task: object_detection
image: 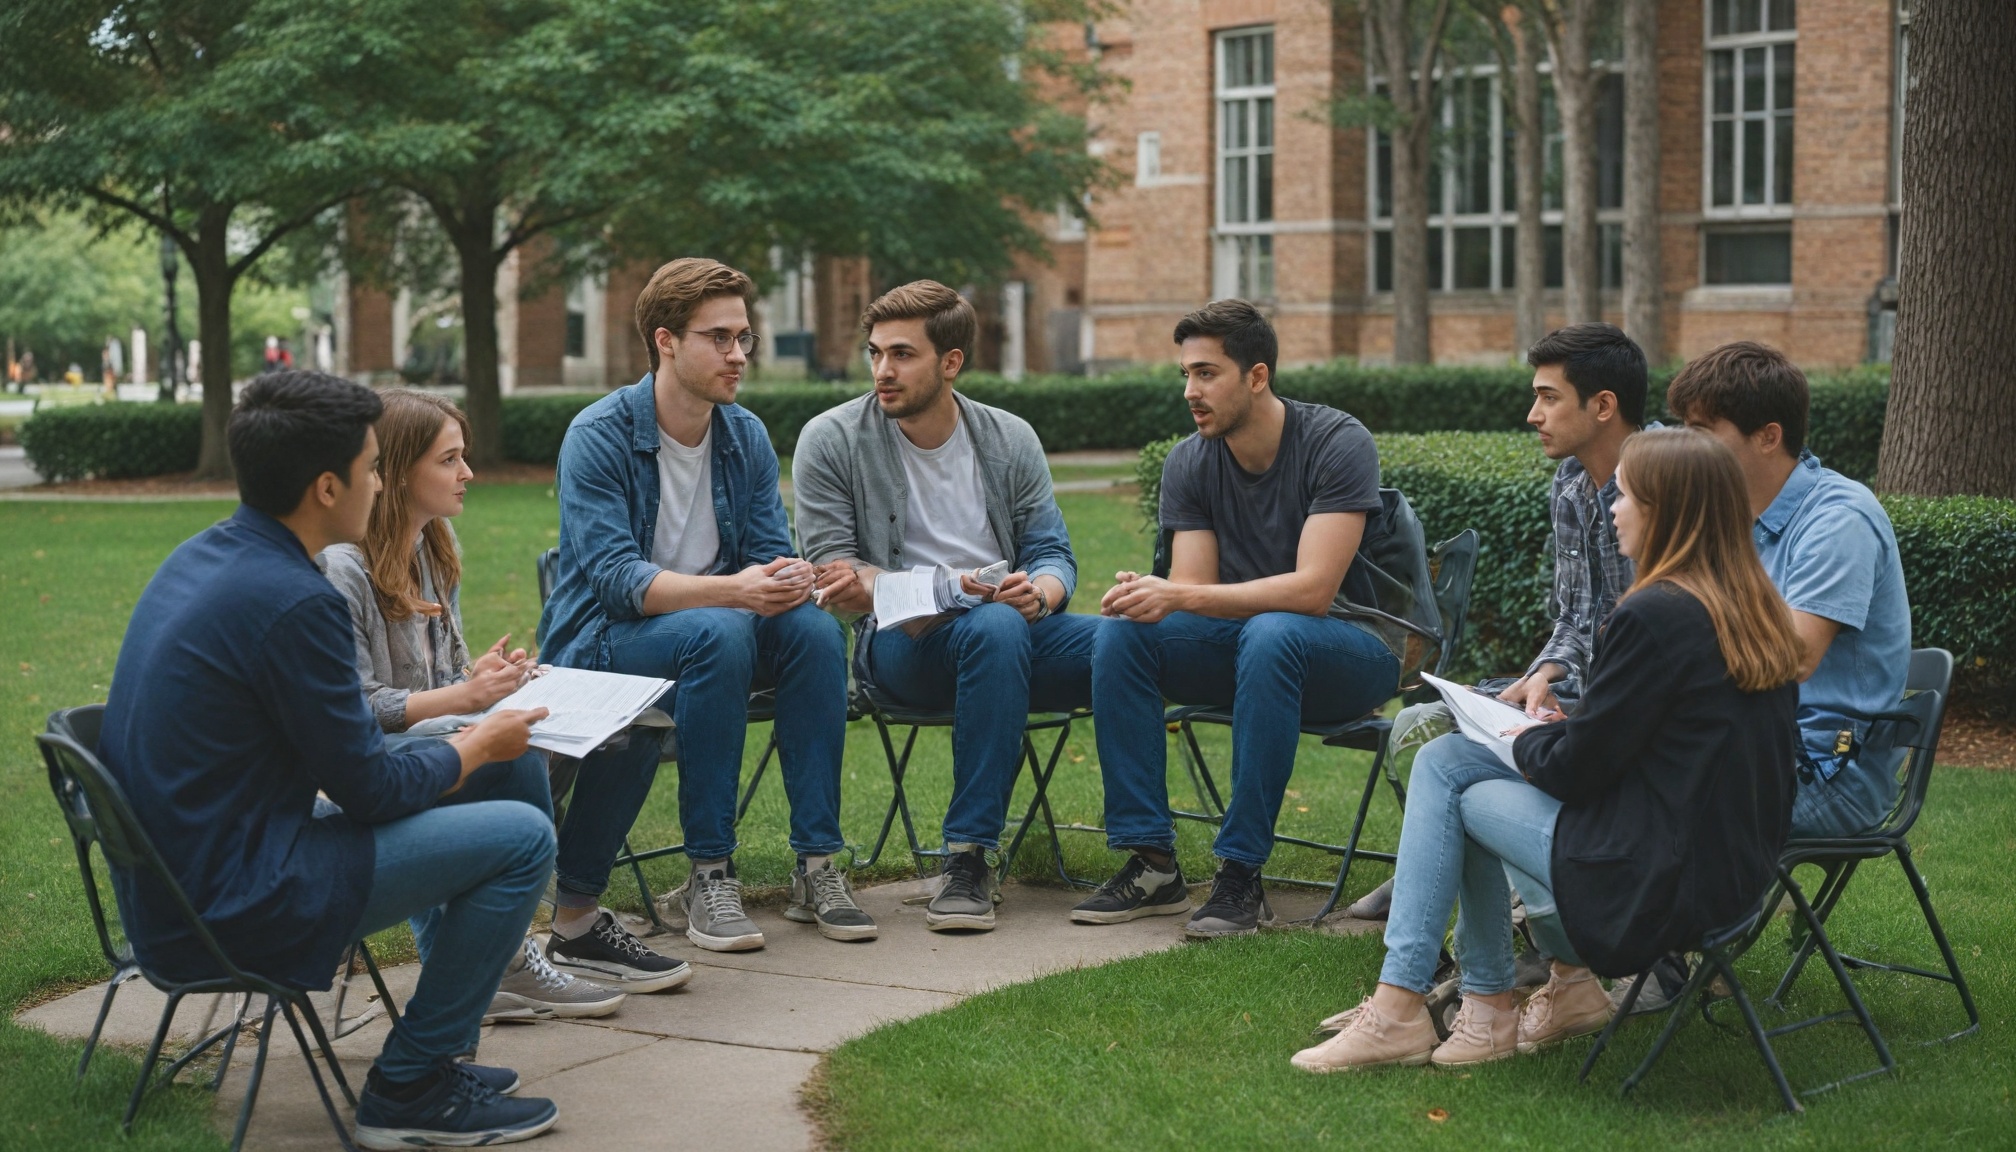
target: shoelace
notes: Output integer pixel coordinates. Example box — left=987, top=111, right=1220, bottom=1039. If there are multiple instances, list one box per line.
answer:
left=808, top=866, right=861, bottom=912
left=1202, top=868, right=1259, bottom=914
left=521, top=937, right=574, bottom=993
left=593, top=914, right=658, bottom=961
left=1093, top=854, right=1150, bottom=901
left=444, top=1060, right=504, bottom=1109
left=940, top=853, right=991, bottom=903
left=696, top=873, right=749, bottom=922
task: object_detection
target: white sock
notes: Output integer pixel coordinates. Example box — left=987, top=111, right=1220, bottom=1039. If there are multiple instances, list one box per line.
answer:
left=802, top=854, right=831, bottom=872
left=552, top=904, right=599, bottom=939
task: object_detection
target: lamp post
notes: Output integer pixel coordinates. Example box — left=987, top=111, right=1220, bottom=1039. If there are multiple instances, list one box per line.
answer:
left=158, top=233, right=182, bottom=403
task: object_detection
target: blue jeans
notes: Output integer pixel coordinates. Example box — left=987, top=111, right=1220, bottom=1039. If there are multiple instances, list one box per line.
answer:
left=559, top=602, right=848, bottom=890
left=1379, top=734, right=1582, bottom=995
left=1092, top=610, right=1399, bottom=868
left=354, top=779, right=555, bottom=1080
left=388, top=743, right=553, bottom=964
left=867, top=605, right=1098, bottom=849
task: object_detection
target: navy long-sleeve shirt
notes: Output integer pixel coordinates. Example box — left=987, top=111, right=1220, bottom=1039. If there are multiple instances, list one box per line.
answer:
left=99, top=505, right=462, bottom=991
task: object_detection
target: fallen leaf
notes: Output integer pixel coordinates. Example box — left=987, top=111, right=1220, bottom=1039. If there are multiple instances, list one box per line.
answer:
left=1106, top=1041, right=1119, bottom=1051
left=1427, top=1109, right=1449, bottom=1123
left=1071, top=755, right=1085, bottom=763
left=1285, top=789, right=1302, bottom=799
left=1296, top=806, right=1310, bottom=813
left=32, top=549, right=46, bottom=559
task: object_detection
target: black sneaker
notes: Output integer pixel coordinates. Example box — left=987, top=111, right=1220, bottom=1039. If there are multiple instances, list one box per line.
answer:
left=1070, top=853, right=1191, bottom=924
left=546, top=910, right=693, bottom=993
left=453, top=1058, right=520, bottom=1096
left=925, top=845, right=997, bottom=932
left=1184, top=859, right=1274, bottom=939
left=354, top=1061, right=557, bottom=1150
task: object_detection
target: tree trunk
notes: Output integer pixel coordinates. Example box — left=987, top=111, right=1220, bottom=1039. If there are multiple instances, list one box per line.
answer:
left=1370, top=0, right=1449, bottom=365
left=1543, top=0, right=1601, bottom=324
left=1621, top=0, right=1663, bottom=360
left=1509, top=5, right=1546, bottom=354
left=1878, top=0, right=2016, bottom=498
left=448, top=201, right=506, bottom=468
left=191, top=207, right=237, bottom=480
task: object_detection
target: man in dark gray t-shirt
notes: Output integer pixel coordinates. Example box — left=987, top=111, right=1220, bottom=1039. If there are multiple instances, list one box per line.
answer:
left=1072, top=301, right=1399, bottom=939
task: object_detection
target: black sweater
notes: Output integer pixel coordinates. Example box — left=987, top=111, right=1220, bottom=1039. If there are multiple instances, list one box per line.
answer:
left=1514, top=583, right=1798, bottom=977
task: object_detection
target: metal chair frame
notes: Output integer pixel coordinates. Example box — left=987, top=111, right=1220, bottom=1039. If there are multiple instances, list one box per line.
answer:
left=1768, top=648, right=1979, bottom=1045
left=1159, top=529, right=1479, bottom=921
left=39, top=705, right=362, bottom=1152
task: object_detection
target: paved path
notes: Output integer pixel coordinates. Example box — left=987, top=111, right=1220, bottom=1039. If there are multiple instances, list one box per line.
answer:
left=21, top=877, right=1370, bottom=1150
left=0, top=445, right=37, bottom=490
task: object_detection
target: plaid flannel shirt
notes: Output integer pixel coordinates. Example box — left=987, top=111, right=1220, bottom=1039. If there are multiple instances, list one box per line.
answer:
left=1526, top=447, right=1643, bottom=694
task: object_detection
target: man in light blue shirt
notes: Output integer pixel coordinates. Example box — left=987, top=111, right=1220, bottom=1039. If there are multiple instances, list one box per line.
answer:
left=1668, top=342, right=1911, bottom=838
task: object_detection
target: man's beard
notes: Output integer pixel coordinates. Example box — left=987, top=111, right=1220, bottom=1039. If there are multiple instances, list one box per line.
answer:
left=882, top=367, right=946, bottom=420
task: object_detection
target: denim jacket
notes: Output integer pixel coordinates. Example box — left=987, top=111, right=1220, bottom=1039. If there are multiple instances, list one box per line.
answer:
left=536, top=375, right=794, bottom=670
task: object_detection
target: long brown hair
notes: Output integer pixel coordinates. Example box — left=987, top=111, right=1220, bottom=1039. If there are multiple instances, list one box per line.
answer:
left=362, top=389, right=466, bottom=622
left=1618, top=428, right=1802, bottom=691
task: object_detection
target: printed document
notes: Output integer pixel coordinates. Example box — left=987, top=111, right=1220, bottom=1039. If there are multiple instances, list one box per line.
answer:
left=1420, top=672, right=1530, bottom=771
left=405, top=667, right=673, bottom=758
left=872, top=565, right=961, bottom=628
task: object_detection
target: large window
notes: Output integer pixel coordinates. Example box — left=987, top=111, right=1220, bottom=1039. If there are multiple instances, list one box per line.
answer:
left=1369, top=67, right=1623, bottom=294
left=1702, top=0, right=1795, bottom=284
left=1213, top=28, right=1274, bottom=301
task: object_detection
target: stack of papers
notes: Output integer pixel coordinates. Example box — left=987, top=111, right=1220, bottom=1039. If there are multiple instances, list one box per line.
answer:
left=406, top=667, right=674, bottom=758
left=1420, top=672, right=1533, bottom=771
left=872, top=565, right=965, bottom=628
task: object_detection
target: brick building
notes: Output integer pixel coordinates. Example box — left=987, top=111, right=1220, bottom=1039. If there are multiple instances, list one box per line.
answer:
left=339, top=0, right=1906, bottom=387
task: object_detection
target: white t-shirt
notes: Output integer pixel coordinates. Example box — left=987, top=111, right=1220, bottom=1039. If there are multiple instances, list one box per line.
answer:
left=894, top=416, right=1003, bottom=571
left=650, top=426, right=720, bottom=576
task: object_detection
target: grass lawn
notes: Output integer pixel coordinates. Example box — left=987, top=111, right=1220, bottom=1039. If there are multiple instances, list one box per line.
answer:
left=2, top=481, right=2007, bottom=1149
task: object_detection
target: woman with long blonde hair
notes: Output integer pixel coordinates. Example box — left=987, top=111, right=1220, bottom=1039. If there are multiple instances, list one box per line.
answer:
left=1296, top=428, right=1802, bottom=1073
left=319, top=388, right=627, bottom=1023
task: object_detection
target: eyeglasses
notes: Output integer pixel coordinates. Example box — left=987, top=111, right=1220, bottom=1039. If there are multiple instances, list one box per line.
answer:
left=677, top=328, right=760, bottom=355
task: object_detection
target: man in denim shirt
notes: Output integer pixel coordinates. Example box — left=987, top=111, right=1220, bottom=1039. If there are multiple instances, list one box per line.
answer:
left=538, top=259, right=866, bottom=977
left=1670, top=342, right=1911, bottom=838
left=795, top=281, right=1096, bottom=933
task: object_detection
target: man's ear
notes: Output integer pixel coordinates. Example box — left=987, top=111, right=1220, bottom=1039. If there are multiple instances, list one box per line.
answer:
left=654, top=327, right=679, bottom=372
left=1247, top=362, right=1271, bottom=393
left=940, top=347, right=964, bottom=382
left=1591, top=389, right=1620, bottom=423
left=307, top=471, right=342, bottom=511
left=1755, top=422, right=1786, bottom=456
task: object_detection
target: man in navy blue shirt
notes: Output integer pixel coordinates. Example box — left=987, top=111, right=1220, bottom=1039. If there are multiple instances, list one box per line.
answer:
left=100, top=372, right=561, bottom=1149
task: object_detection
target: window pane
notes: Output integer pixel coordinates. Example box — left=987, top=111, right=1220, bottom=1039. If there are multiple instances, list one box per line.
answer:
left=1500, top=224, right=1517, bottom=289
left=1705, top=228, right=1792, bottom=284
left=1225, top=37, right=1248, bottom=87
left=1455, top=227, right=1493, bottom=289
left=1502, top=106, right=1517, bottom=211
left=1712, top=0, right=1730, bottom=36
left=1600, top=222, right=1622, bottom=289
left=1743, top=47, right=1765, bottom=114
left=1598, top=73, right=1624, bottom=211
left=1773, top=113, right=1793, bottom=204
left=1257, top=98, right=1273, bottom=148
left=1374, top=230, right=1392, bottom=292
left=1220, top=102, right=1234, bottom=150
left=1225, top=156, right=1247, bottom=221
left=1258, top=32, right=1274, bottom=86
left=1712, top=121, right=1735, bottom=206
left=1743, top=119, right=1766, bottom=204
left=1713, top=51, right=1734, bottom=116
left=1544, top=224, right=1563, bottom=289
left=1428, top=227, right=1445, bottom=292
left=1768, top=0, right=1794, bottom=31
left=1241, top=235, right=1274, bottom=299
left=1256, top=152, right=1273, bottom=221
left=1736, top=0, right=1762, bottom=34
left=1775, top=44, right=1794, bottom=111
left=1375, top=130, right=1392, bottom=218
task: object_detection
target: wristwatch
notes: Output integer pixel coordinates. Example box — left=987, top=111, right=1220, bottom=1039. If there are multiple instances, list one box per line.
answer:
left=1032, top=591, right=1052, bottom=622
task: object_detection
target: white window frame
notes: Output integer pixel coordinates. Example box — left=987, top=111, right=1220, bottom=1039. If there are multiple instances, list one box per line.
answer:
left=1213, top=26, right=1275, bottom=301
left=1701, top=0, right=1796, bottom=221
left=1363, top=63, right=1625, bottom=296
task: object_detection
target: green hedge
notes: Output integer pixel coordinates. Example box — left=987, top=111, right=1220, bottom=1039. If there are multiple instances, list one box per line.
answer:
left=1137, top=429, right=2016, bottom=714
left=18, top=402, right=202, bottom=482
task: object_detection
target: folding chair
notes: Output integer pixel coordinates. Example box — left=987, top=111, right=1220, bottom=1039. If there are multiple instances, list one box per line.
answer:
left=40, top=705, right=362, bottom=1152
left=537, top=547, right=784, bottom=931
left=1162, top=529, right=1479, bottom=921
left=1579, top=861, right=1897, bottom=1113
left=1770, top=647, right=1980, bottom=1045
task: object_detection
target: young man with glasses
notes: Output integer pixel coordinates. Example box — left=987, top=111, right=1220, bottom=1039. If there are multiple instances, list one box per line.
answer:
left=538, top=258, right=869, bottom=979
left=795, top=280, right=1096, bottom=932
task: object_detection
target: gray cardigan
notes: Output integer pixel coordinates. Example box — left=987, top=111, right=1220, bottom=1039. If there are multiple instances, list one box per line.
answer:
left=792, top=392, right=1077, bottom=603
left=317, top=539, right=471, bottom=733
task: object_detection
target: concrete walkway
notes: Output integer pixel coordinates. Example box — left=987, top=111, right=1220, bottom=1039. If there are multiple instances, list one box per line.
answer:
left=20, top=877, right=1370, bottom=1150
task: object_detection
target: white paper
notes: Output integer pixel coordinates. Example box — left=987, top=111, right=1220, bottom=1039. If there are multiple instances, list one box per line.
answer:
left=1420, top=672, right=1531, bottom=771
left=873, top=565, right=947, bottom=628
left=406, top=667, right=673, bottom=758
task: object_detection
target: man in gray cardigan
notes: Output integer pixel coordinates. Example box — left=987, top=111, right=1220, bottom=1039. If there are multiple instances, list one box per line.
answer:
left=796, top=281, right=1099, bottom=932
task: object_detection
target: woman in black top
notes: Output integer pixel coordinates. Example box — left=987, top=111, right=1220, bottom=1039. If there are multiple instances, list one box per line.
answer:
left=1295, top=428, right=1802, bottom=1073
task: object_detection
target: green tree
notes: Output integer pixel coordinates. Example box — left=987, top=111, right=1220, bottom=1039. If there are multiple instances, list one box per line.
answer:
left=289, top=0, right=1108, bottom=464
left=0, top=212, right=160, bottom=375
left=0, top=1, right=365, bottom=475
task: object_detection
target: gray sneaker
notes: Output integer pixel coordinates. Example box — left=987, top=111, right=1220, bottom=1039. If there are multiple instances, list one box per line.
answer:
left=485, top=936, right=628, bottom=1022
left=1609, top=953, right=1690, bottom=1016
left=678, top=860, right=765, bottom=952
left=925, top=844, right=997, bottom=932
left=786, top=857, right=879, bottom=942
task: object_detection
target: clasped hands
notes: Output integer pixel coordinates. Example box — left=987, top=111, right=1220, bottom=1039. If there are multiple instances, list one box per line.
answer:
left=1099, top=570, right=1185, bottom=623
left=807, top=561, right=1048, bottom=623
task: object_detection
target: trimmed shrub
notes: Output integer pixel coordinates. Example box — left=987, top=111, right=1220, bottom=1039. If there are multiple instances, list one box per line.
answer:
left=1135, top=428, right=2016, bottom=713
left=18, top=402, right=202, bottom=482
left=499, top=392, right=602, bottom=465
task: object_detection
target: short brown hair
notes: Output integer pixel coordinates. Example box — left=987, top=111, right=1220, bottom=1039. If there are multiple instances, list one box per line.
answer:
left=1665, top=341, right=1809, bottom=457
left=1173, top=299, right=1277, bottom=380
left=860, top=280, right=976, bottom=363
left=634, top=258, right=756, bottom=372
